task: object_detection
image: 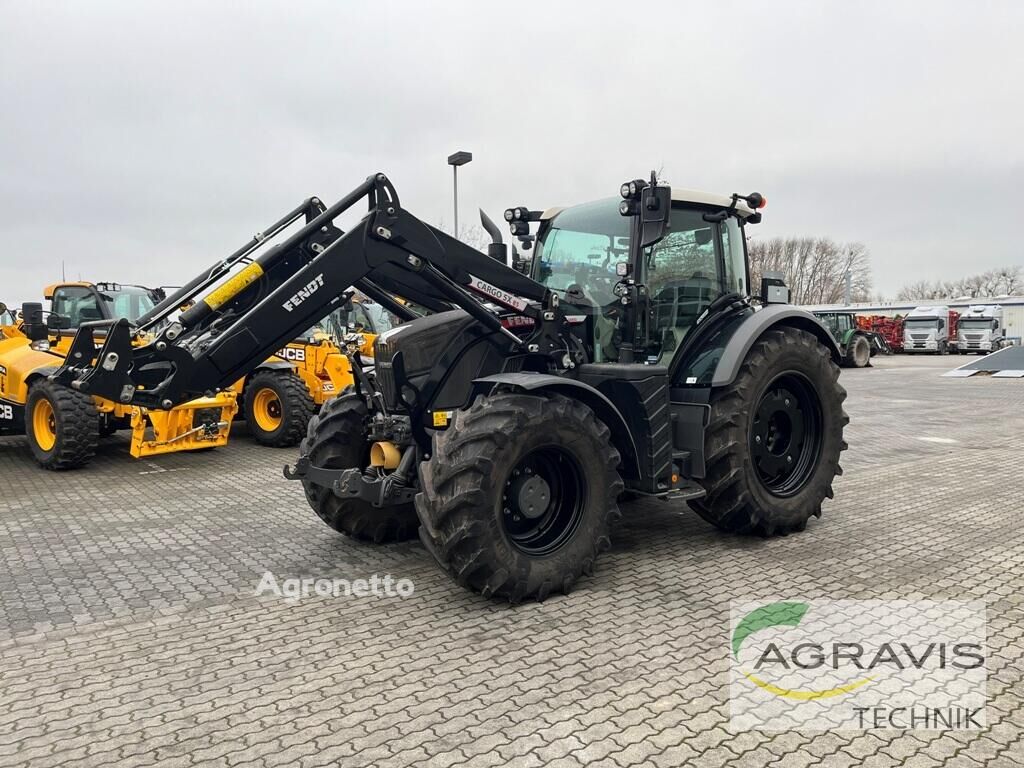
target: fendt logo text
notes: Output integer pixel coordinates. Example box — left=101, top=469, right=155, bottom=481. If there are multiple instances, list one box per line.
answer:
left=283, top=274, right=325, bottom=312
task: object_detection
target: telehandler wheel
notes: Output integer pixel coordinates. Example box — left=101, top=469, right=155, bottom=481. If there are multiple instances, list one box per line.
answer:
left=845, top=335, right=871, bottom=368
left=692, top=327, right=848, bottom=537
left=25, top=380, right=99, bottom=470
left=243, top=370, right=315, bottom=447
left=300, top=388, right=418, bottom=543
left=416, top=393, right=623, bottom=603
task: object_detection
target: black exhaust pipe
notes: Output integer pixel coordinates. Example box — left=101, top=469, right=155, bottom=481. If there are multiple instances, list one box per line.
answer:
left=479, top=209, right=508, bottom=264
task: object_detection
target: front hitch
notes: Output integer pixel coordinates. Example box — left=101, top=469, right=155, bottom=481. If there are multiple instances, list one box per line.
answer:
left=284, top=450, right=417, bottom=508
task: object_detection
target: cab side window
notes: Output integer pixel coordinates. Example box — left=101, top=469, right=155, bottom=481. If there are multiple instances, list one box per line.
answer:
left=646, top=209, right=725, bottom=362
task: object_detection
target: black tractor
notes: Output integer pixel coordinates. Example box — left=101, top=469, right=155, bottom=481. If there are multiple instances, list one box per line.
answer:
left=54, top=171, right=848, bottom=603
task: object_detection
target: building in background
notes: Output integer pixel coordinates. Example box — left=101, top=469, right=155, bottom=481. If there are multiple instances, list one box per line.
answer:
left=803, top=296, right=1024, bottom=343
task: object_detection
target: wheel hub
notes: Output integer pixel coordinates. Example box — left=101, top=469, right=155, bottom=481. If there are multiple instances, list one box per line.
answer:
left=501, top=446, right=586, bottom=556
left=509, top=470, right=551, bottom=519
left=751, top=374, right=822, bottom=497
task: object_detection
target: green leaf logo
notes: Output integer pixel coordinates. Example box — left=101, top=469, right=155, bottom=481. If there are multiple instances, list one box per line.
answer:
left=733, top=601, right=809, bottom=660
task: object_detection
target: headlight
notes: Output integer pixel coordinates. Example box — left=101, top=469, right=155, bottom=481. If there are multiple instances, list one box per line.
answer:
left=30, top=339, right=50, bottom=352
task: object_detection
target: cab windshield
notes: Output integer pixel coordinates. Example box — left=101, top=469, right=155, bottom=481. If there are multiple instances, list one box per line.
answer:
left=905, top=319, right=939, bottom=329
left=314, top=299, right=401, bottom=341
left=51, top=284, right=160, bottom=327
left=98, top=286, right=158, bottom=322
left=534, top=198, right=748, bottom=363
left=959, top=319, right=994, bottom=330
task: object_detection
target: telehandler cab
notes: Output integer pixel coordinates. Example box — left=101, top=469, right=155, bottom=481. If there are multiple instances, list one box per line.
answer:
left=55, top=172, right=848, bottom=601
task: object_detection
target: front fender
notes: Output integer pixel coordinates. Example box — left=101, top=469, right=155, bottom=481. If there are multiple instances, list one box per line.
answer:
left=471, top=372, right=642, bottom=480
left=711, top=306, right=841, bottom=387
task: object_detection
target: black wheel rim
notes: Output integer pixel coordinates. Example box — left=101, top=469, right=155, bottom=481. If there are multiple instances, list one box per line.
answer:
left=750, top=372, right=824, bottom=497
left=502, top=445, right=587, bottom=556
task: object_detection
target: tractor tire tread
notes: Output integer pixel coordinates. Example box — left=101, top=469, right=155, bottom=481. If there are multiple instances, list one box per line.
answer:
left=416, top=392, right=621, bottom=603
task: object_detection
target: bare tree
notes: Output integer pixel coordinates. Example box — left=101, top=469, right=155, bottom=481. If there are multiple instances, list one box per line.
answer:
left=896, top=265, right=1023, bottom=301
left=748, top=237, right=872, bottom=305
left=437, top=218, right=494, bottom=254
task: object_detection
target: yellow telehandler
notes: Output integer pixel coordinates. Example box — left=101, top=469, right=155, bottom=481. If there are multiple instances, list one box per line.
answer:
left=232, top=293, right=398, bottom=446
left=0, top=281, right=400, bottom=467
left=0, top=283, right=237, bottom=469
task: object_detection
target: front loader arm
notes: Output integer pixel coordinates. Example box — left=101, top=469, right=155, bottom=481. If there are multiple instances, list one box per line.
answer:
left=55, top=173, right=567, bottom=410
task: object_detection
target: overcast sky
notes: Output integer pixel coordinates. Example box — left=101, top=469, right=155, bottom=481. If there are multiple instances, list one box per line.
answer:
left=1, top=1, right=1021, bottom=307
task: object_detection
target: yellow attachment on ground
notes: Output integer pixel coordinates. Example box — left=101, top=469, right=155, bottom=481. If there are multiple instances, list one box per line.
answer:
left=129, top=391, right=239, bottom=458
left=370, top=441, right=402, bottom=469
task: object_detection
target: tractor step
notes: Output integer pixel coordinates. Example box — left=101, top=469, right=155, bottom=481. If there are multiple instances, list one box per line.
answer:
left=663, top=481, right=707, bottom=502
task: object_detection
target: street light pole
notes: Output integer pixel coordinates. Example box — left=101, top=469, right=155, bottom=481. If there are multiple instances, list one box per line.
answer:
left=447, top=151, right=472, bottom=240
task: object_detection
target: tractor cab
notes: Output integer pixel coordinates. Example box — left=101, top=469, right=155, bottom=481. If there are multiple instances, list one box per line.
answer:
left=813, top=311, right=855, bottom=342
left=529, top=188, right=758, bottom=366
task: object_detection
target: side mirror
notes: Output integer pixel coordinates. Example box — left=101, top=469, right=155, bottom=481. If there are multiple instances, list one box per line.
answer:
left=0, top=302, right=7, bottom=314
left=47, top=313, right=72, bottom=331
left=512, top=255, right=532, bottom=275
left=21, top=302, right=48, bottom=342
left=761, top=272, right=790, bottom=305
left=620, top=173, right=671, bottom=249
left=639, top=186, right=671, bottom=249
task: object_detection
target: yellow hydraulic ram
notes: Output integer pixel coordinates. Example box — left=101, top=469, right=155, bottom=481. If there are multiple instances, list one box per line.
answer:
left=179, top=261, right=265, bottom=329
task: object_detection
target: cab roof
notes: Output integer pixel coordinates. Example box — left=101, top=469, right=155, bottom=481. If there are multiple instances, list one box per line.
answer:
left=43, top=281, right=93, bottom=299
left=541, top=187, right=757, bottom=221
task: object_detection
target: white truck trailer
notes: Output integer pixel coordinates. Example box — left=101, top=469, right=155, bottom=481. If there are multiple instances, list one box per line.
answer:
left=957, top=304, right=1005, bottom=354
left=903, top=305, right=951, bottom=354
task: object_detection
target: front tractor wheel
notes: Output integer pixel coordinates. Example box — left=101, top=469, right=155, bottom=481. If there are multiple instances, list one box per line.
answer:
left=300, top=388, right=418, bottom=543
left=243, top=370, right=315, bottom=447
left=693, top=327, right=848, bottom=536
left=416, top=393, right=623, bottom=603
left=25, top=380, right=99, bottom=470
left=844, top=334, right=871, bottom=368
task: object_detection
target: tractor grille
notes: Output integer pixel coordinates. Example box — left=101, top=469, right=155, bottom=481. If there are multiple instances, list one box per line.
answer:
left=374, top=359, right=398, bottom=407
left=910, top=333, right=929, bottom=340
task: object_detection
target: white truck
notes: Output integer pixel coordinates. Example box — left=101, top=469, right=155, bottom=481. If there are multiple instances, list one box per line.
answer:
left=957, top=304, right=1005, bottom=354
left=903, top=305, right=951, bottom=354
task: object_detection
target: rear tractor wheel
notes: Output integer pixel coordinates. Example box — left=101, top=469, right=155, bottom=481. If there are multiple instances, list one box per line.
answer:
left=844, top=334, right=871, bottom=368
left=243, top=370, right=315, bottom=447
left=693, top=327, right=848, bottom=536
left=416, top=393, right=623, bottom=603
left=300, top=388, right=418, bottom=543
left=25, top=380, right=99, bottom=470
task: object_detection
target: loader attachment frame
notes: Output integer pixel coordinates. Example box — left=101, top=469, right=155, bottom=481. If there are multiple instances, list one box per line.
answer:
left=55, top=174, right=573, bottom=410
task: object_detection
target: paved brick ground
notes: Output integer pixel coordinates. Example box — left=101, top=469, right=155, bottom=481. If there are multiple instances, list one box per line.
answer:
left=0, top=354, right=1021, bottom=767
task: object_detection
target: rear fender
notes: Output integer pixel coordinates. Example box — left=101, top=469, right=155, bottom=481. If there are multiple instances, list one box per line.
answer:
left=471, top=372, right=641, bottom=480
left=711, top=306, right=841, bottom=387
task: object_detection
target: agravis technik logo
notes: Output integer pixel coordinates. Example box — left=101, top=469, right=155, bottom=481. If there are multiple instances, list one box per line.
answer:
left=729, top=600, right=987, bottom=731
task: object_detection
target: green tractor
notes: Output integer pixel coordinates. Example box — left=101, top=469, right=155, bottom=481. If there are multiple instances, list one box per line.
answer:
left=812, top=311, right=886, bottom=368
